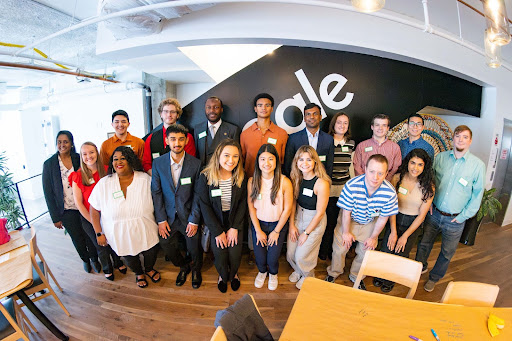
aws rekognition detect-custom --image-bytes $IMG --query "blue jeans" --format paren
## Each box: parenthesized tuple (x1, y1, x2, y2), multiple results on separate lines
(251, 220, 287, 275)
(415, 209, 465, 282)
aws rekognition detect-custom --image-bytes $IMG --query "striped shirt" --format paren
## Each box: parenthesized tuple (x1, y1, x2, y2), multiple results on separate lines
(219, 178, 232, 212)
(353, 138, 401, 181)
(337, 175, 398, 225)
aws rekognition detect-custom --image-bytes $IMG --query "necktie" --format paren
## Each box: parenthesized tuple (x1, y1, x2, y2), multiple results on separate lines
(210, 125, 216, 139)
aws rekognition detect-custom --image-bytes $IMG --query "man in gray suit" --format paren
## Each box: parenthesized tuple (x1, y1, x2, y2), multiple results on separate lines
(193, 96, 240, 168)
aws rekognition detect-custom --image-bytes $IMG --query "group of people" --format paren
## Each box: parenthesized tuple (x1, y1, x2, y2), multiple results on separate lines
(42, 93, 485, 294)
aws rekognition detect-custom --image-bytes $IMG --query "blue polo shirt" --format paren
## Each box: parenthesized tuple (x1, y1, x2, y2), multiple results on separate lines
(398, 137, 435, 161)
(337, 175, 398, 225)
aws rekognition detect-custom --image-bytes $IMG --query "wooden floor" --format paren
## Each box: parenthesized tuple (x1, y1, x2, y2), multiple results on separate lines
(16, 215, 512, 340)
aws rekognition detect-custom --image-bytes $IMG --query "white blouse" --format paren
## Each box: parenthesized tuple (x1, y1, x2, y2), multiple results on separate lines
(88, 171, 159, 256)
(58, 155, 77, 210)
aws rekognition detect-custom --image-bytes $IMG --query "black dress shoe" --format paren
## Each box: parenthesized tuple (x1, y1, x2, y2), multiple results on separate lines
(218, 280, 227, 293)
(83, 261, 92, 273)
(373, 278, 383, 287)
(91, 259, 102, 273)
(191, 271, 202, 289)
(231, 277, 241, 291)
(381, 283, 394, 293)
(176, 267, 191, 286)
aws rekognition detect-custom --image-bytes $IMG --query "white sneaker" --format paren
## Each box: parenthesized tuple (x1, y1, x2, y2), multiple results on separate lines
(254, 272, 267, 288)
(268, 274, 278, 290)
(295, 277, 305, 290)
(288, 271, 301, 283)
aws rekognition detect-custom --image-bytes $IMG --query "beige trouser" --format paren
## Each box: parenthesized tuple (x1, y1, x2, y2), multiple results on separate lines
(327, 218, 376, 281)
(286, 205, 327, 278)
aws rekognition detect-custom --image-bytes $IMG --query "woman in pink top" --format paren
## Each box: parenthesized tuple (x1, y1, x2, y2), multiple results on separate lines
(248, 144, 293, 290)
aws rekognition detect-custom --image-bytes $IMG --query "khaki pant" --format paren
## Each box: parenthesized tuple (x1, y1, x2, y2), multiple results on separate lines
(286, 205, 327, 278)
(327, 219, 376, 281)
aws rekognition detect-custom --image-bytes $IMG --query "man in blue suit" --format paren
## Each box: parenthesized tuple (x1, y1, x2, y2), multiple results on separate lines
(151, 124, 203, 288)
(284, 103, 334, 177)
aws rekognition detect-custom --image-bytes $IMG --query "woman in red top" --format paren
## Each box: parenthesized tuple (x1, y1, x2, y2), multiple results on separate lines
(69, 142, 127, 280)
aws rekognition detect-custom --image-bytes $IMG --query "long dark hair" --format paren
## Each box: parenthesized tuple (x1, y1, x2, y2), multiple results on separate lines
(108, 146, 143, 174)
(396, 148, 434, 201)
(56, 130, 76, 154)
(250, 144, 282, 204)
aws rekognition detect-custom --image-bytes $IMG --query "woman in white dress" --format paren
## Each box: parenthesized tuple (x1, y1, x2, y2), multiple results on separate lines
(89, 146, 160, 288)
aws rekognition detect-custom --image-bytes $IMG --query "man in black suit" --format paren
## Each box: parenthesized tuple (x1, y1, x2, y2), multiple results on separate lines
(151, 124, 203, 288)
(193, 96, 240, 168)
(283, 103, 334, 177)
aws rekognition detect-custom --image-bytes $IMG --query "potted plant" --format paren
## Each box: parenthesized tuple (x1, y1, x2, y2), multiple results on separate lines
(0, 152, 24, 231)
(460, 188, 502, 246)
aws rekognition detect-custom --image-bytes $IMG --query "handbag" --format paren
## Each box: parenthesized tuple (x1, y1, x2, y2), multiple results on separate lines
(201, 225, 211, 253)
(0, 218, 10, 245)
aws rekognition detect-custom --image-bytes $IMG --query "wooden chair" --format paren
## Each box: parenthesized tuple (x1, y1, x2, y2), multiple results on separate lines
(441, 281, 500, 307)
(13, 227, 70, 319)
(353, 250, 422, 299)
(0, 298, 29, 341)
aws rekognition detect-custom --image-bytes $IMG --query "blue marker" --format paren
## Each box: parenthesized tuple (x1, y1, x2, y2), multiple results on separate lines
(431, 329, 441, 341)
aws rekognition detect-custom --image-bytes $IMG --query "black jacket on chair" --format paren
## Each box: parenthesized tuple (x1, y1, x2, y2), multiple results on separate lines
(193, 121, 240, 169)
(197, 173, 247, 237)
(42, 152, 80, 223)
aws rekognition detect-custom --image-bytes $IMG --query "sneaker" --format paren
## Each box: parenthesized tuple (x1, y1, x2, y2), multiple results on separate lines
(421, 267, 428, 274)
(325, 275, 335, 283)
(268, 274, 278, 291)
(424, 280, 436, 292)
(295, 277, 305, 290)
(288, 271, 301, 283)
(254, 272, 267, 288)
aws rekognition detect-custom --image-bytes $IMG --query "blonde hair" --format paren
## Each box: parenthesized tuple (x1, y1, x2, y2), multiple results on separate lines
(79, 142, 106, 186)
(202, 139, 245, 188)
(158, 98, 183, 117)
(290, 145, 331, 199)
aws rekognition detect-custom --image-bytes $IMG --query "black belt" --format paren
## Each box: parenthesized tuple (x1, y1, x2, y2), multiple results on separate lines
(434, 205, 459, 217)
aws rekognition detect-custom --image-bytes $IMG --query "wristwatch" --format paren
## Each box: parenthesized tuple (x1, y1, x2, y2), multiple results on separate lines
(96, 232, 104, 237)
(304, 231, 310, 236)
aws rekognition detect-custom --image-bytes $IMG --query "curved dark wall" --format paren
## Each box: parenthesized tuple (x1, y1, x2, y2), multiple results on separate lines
(181, 46, 481, 144)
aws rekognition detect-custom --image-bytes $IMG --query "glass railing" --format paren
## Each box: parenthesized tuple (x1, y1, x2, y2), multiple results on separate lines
(5, 174, 47, 229)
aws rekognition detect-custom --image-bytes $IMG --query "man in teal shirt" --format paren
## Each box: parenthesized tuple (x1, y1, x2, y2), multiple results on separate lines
(416, 125, 485, 292)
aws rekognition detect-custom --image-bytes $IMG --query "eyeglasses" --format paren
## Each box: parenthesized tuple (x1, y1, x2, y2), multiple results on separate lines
(162, 110, 178, 115)
(409, 122, 423, 127)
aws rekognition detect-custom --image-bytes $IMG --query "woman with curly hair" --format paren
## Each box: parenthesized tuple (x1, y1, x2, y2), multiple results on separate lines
(89, 146, 160, 288)
(287, 146, 330, 290)
(374, 148, 435, 293)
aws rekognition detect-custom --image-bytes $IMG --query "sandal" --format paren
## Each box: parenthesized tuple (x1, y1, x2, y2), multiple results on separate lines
(136, 275, 148, 288)
(118, 265, 127, 274)
(146, 270, 161, 283)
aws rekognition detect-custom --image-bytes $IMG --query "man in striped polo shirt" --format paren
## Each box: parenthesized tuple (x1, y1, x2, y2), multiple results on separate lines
(326, 154, 398, 290)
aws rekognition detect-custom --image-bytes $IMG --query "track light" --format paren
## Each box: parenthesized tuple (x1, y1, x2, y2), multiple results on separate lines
(351, 0, 385, 13)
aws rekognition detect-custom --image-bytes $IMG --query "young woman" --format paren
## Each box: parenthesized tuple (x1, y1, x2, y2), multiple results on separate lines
(42, 131, 99, 273)
(69, 142, 127, 281)
(89, 147, 160, 288)
(287, 145, 330, 290)
(374, 148, 435, 293)
(319, 112, 355, 260)
(197, 139, 247, 293)
(248, 144, 293, 290)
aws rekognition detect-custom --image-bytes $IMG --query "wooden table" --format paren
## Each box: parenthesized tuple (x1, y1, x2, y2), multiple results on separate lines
(280, 277, 512, 340)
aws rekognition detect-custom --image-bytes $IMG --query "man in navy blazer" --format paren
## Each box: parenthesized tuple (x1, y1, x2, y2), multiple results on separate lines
(151, 124, 203, 288)
(193, 96, 240, 168)
(284, 103, 334, 177)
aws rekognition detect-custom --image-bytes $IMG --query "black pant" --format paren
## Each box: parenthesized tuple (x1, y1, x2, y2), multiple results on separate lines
(80, 216, 123, 274)
(319, 197, 340, 258)
(210, 211, 242, 282)
(159, 219, 203, 272)
(123, 244, 159, 276)
(61, 210, 97, 263)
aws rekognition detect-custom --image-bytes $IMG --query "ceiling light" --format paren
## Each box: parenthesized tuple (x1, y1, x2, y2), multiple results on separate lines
(483, 0, 511, 46)
(351, 0, 385, 13)
(485, 29, 502, 68)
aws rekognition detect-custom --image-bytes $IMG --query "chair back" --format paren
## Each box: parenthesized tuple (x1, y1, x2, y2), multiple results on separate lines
(353, 250, 422, 299)
(0, 299, 29, 341)
(441, 281, 499, 307)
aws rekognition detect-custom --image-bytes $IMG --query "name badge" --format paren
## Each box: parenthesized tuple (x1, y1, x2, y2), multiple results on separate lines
(319, 155, 326, 162)
(302, 188, 314, 197)
(211, 189, 222, 197)
(152, 152, 160, 159)
(341, 146, 349, 152)
(180, 177, 192, 185)
(89, 178, 95, 185)
(365, 146, 373, 152)
(113, 191, 124, 199)
(398, 186, 408, 195)
(198, 131, 207, 139)
(459, 177, 468, 186)
(370, 211, 380, 218)
(267, 137, 277, 145)
(257, 193, 262, 200)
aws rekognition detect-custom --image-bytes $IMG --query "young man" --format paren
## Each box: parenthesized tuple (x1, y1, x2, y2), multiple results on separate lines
(151, 124, 203, 288)
(142, 98, 196, 175)
(100, 110, 145, 166)
(326, 154, 398, 290)
(240, 93, 289, 176)
(283, 103, 334, 177)
(416, 125, 485, 292)
(353, 114, 401, 181)
(193, 96, 240, 168)
(397, 114, 435, 160)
